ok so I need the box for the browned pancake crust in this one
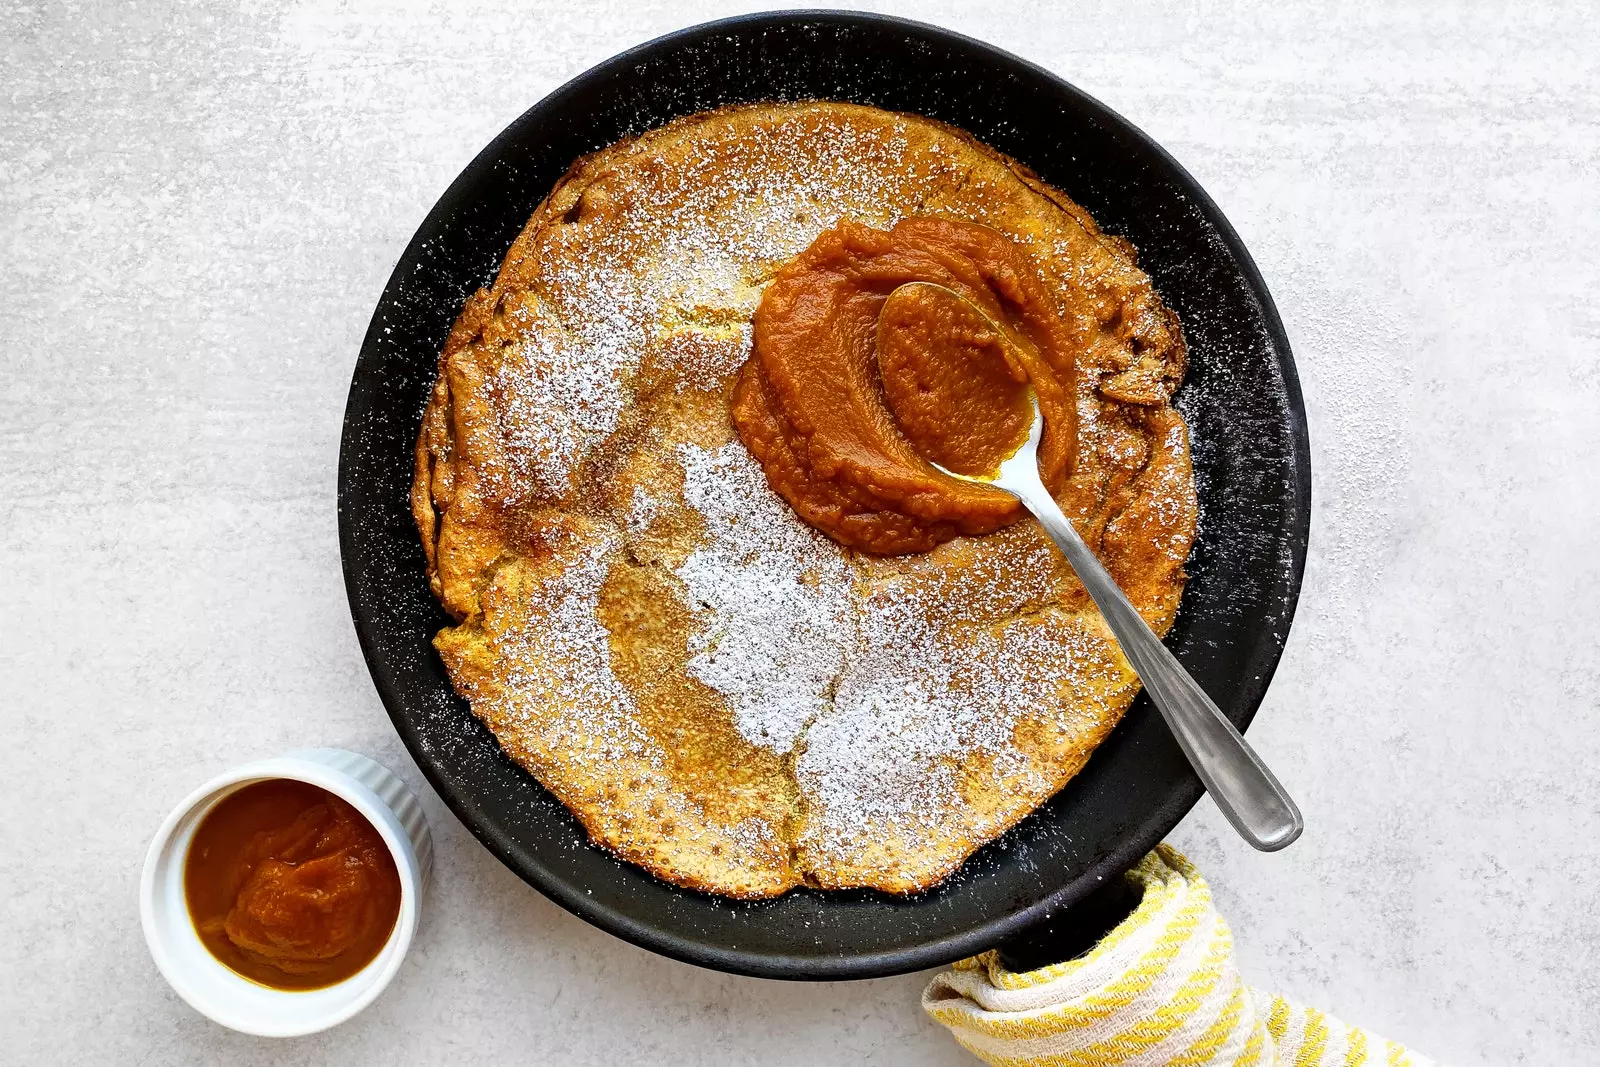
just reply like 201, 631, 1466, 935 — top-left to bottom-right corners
412, 102, 1195, 898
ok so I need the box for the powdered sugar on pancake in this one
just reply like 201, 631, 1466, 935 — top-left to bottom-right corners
492, 532, 653, 762
675, 441, 854, 753
670, 437, 1126, 860
494, 115, 917, 498
421, 103, 1195, 893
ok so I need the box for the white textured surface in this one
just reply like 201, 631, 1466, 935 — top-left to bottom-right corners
3, 2, 1597, 1064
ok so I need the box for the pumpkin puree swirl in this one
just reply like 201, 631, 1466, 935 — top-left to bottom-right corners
732, 217, 1077, 554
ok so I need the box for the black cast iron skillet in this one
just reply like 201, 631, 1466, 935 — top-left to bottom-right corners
339, 10, 1310, 980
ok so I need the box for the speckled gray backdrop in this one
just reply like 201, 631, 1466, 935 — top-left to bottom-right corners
3, 2, 1596, 1064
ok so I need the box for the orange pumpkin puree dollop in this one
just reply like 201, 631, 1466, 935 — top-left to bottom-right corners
732, 218, 1075, 554
185, 779, 402, 990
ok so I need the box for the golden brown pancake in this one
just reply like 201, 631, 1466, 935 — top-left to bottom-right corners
412, 101, 1196, 898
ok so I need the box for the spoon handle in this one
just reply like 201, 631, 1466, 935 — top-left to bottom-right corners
1009, 480, 1304, 851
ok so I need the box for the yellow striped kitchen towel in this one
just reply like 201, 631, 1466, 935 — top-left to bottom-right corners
924, 845, 1436, 1066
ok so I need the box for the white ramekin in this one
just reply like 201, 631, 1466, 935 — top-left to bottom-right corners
139, 748, 433, 1036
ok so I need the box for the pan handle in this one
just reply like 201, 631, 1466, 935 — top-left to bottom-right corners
994, 875, 1140, 972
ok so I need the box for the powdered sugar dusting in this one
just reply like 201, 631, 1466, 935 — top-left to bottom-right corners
675, 441, 854, 753
798, 564, 1113, 856
626, 485, 660, 534
491, 114, 924, 499
670, 437, 1125, 860
495, 325, 632, 497
444, 104, 1190, 887
492, 532, 654, 764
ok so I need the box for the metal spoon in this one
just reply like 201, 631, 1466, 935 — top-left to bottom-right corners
882, 283, 1303, 851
